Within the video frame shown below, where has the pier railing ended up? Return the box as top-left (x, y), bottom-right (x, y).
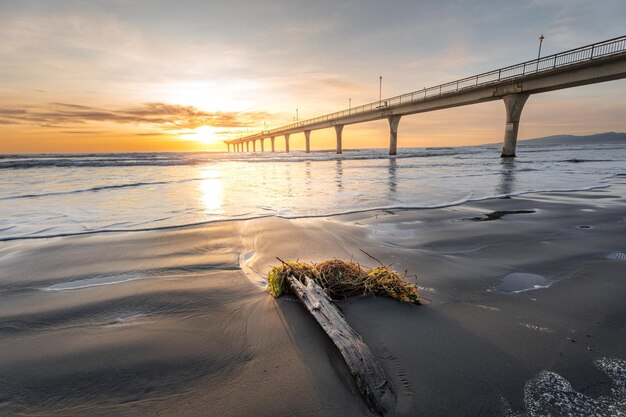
top-left (232, 35), bottom-right (626, 142)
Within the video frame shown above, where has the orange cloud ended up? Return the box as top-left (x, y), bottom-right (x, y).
top-left (0, 102), bottom-right (270, 131)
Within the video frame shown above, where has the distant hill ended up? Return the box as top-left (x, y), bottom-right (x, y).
top-left (519, 132), bottom-right (626, 145)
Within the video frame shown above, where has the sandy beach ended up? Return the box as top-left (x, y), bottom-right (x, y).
top-left (1, 177), bottom-right (625, 416)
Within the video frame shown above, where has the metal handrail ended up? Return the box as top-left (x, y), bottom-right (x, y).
top-left (229, 35), bottom-right (626, 143)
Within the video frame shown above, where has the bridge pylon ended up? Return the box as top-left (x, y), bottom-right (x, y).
top-left (388, 115), bottom-right (401, 156)
top-left (335, 125), bottom-right (344, 154)
top-left (501, 93), bottom-right (530, 158)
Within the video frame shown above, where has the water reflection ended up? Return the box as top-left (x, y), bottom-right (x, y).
top-left (198, 168), bottom-right (224, 214)
top-left (335, 160), bottom-right (343, 190)
top-left (285, 165), bottom-right (293, 198)
top-left (497, 159), bottom-right (516, 196)
top-left (388, 158), bottom-right (397, 195)
top-left (304, 161), bottom-right (312, 193)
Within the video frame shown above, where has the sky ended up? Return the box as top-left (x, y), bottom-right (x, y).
top-left (1, 0), bottom-right (625, 153)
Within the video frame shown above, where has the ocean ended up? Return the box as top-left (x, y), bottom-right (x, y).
top-left (1, 142), bottom-right (624, 241)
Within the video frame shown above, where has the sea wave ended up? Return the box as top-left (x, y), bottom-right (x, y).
top-left (0, 177), bottom-right (207, 200)
top-left (1, 144), bottom-right (624, 242)
top-left (0, 182), bottom-right (614, 242)
top-left (0, 148), bottom-right (479, 169)
top-left (0, 158), bottom-right (193, 169)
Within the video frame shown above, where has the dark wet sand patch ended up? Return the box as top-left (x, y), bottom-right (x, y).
top-left (467, 210), bottom-right (536, 222)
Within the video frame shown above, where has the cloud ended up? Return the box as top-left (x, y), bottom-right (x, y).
top-left (0, 11), bottom-right (259, 97)
top-left (0, 102), bottom-right (270, 131)
top-left (134, 132), bottom-right (167, 136)
top-left (51, 103), bottom-right (94, 110)
top-left (61, 130), bottom-right (112, 135)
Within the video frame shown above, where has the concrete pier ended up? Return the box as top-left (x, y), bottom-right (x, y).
top-left (388, 115), bottom-right (401, 156)
top-left (501, 93), bottom-right (529, 158)
top-left (304, 130), bottom-right (311, 153)
top-left (224, 36), bottom-right (626, 157)
top-left (271, 137), bottom-right (275, 152)
top-left (335, 125), bottom-right (343, 154)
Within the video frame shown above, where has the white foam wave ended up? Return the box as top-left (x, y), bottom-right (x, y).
top-left (43, 272), bottom-right (141, 291)
top-left (502, 357), bottom-right (626, 416)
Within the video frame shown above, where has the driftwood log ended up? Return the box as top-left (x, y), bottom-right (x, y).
top-left (286, 275), bottom-right (396, 416)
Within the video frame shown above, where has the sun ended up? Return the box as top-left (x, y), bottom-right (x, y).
top-left (186, 125), bottom-right (221, 144)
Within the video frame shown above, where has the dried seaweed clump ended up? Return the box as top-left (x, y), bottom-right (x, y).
top-left (267, 259), bottom-right (420, 304)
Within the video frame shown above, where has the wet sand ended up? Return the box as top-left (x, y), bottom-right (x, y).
top-left (1, 178), bottom-right (625, 416)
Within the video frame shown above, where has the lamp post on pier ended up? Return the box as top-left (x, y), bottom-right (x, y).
top-left (379, 76), bottom-right (382, 106)
top-left (536, 34), bottom-right (545, 71)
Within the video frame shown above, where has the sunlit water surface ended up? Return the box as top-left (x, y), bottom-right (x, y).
top-left (1, 143), bottom-right (625, 240)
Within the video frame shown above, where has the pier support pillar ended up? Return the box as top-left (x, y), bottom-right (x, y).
top-left (335, 125), bottom-right (344, 154)
top-left (388, 115), bottom-right (401, 156)
top-left (227, 144), bottom-right (230, 153)
top-left (252, 140), bottom-right (256, 152)
top-left (271, 137), bottom-right (276, 152)
top-left (501, 93), bottom-right (530, 158)
top-left (285, 134), bottom-right (290, 153)
top-left (304, 130), bottom-right (311, 153)
top-left (236, 143), bottom-right (239, 152)
top-left (246, 141), bottom-right (250, 152)
top-left (260, 138), bottom-right (265, 152)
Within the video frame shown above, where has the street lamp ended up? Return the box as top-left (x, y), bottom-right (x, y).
top-left (536, 34), bottom-right (545, 71)
top-left (538, 34), bottom-right (545, 60)
top-left (349, 98), bottom-right (351, 110)
top-left (296, 108), bottom-right (299, 123)
top-left (379, 76), bottom-right (382, 106)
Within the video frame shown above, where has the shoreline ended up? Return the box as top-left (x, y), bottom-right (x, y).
top-left (1, 177), bottom-right (625, 416)
top-left (1, 175), bottom-right (620, 243)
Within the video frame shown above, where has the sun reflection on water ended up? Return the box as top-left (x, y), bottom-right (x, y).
top-left (198, 169), bottom-right (224, 215)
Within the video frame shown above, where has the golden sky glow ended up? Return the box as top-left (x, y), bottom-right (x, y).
top-left (1, 1), bottom-right (625, 153)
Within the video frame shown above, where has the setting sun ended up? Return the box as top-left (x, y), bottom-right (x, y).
top-left (185, 125), bottom-right (222, 144)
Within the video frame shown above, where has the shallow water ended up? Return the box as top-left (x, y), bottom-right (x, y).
top-left (1, 143), bottom-right (625, 240)
top-left (494, 272), bottom-right (551, 293)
